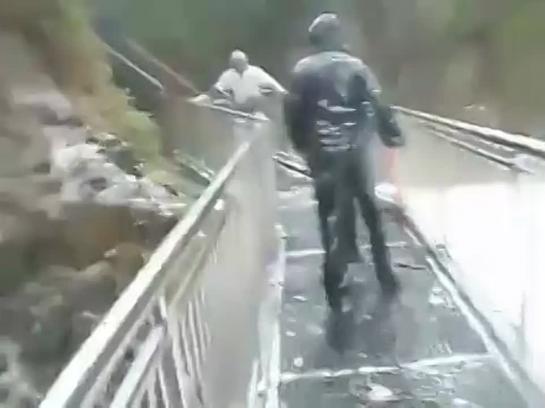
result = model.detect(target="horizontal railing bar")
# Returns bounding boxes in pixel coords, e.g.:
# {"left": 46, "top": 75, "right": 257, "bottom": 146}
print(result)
{"left": 103, "top": 43, "right": 165, "bottom": 95}
{"left": 429, "top": 127, "right": 530, "bottom": 173}
{"left": 395, "top": 106, "right": 545, "bottom": 158}
{"left": 189, "top": 100, "right": 269, "bottom": 122}
{"left": 40, "top": 141, "right": 251, "bottom": 408}
{"left": 126, "top": 39, "right": 201, "bottom": 95}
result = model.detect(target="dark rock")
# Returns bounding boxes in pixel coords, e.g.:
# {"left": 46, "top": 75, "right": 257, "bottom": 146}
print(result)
{"left": 28, "top": 174, "right": 62, "bottom": 196}
{"left": 31, "top": 162, "right": 51, "bottom": 174}
{"left": 41, "top": 261, "right": 117, "bottom": 315}
{"left": 0, "top": 211, "right": 36, "bottom": 294}
{"left": 36, "top": 265, "right": 78, "bottom": 293}
{"left": 0, "top": 385, "right": 8, "bottom": 403}
{"left": 92, "top": 132, "right": 120, "bottom": 148}
{"left": 0, "top": 240, "right": 31, "bottom": 294}
{"left": 94, "top": 134, "right": 140, "bottom": 175}
{"left": 13, "top": 88, "right": 75, "bottom": 127}
{"left": 21, "top": 293, "right": 71, "bottom": 362}
{"left": 26, "top": 234, "right": 74, "bottom": 271}
{"left": 18, "top": 394, "right": 40, "bottom": 408}
{"left": 104, "top": 242, "right": 145, "bottom": 293}
{"left": 133, "top": 210, "right": 178, "bottom": 247}
{"left": 60, "top": 203, "right": 141, "bottom": 268}
{"left": 22, "top": 209, "right": 75, "bottom": 271}
{"left": 0, "top": 284, "right": 52, "bottom": 340}
{"left": 88, "top": 176, "right": 108, "bottom": 192}
{"left": 0, "top": 352, "right": 7, "bottom": 374}
{"left": 0, "top": 117, "right": 49, "bottom": 178}
{"left": 70, "top": 311, "right": 101, "bottom": 351}
{"left": 0, "top": 262, "right": 116, "bottom": 364}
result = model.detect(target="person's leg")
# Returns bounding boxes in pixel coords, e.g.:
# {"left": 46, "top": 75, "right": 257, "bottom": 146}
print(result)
{"left": 342, "top": 199, "right": 361, "bottom": 263}
{"left": 311, "top": 152, "right": 351, "bottom": 308}
{"left": 315, "top": 174, "right": 345, "bottom": 308}
{"left": 312, "top": 168, "right": 335, "bottom": 257}
{"left": 351, "top": 151, "right": 399, "bottom": 293}
{"left": 332, "top": 157, "right": 356, "bottom": 267}
{"left": 324, "top": 152, "right": 360, "bottom": 308}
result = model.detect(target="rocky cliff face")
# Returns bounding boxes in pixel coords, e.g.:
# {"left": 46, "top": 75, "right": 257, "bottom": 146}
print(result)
{"left": 0, "top": 4, "right": 202, "bottom": 406}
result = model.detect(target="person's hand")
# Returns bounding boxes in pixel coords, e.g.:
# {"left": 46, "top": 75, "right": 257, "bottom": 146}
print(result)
{"left": 260, "top": 84, "right": 287, "bottom": 96}
{"left": 259, "top": 85, "right": 275, "bottom": 96}
{"left": 212, "top": 98, "right": 233, "bottom": 108}
{"left": 189, "top": 94, "right": 211, "bottom": 105}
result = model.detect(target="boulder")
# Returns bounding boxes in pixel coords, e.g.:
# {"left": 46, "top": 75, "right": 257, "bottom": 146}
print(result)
{"left": 40, "top": 262, "right": 117, "bottom": 315}
{"left": 0, "top": 384, "right": 9, "bottom": 403}
{"left": 13, "top": 88, "right": 77, "bottom": 126}
{"left": 0, "top": 283, "right": 70, "bottom": 363}
{"left": 0, "top": 351, "right": 7, "bottom": 374}
{"left": 0, "top": 112, "right": 48, "bottom": 178}
{"left": 131, "top": 207, "right": 178, "bottom": 247}
{"left": 22, "top": 294, "right": 71, "bottom": 362}
{"left": 104, "top": 242, "right": 146, "bottom": 294}
{"left": 0, "top": 240, "right": 31, "bottom": 294}
{"left": 0, "top": 211, "right": 36, "bottom": 294}
{"left": 92, "top": 132, "right": 140, "bottom": 175}
{"left": 17, "top": 394, "right": 41, "bottom": 408}
{"left": 69, "top": 311, "right": 101, "bottom": 352}
{"left": 59, "top": 203, "right": 141, "bottom": 267}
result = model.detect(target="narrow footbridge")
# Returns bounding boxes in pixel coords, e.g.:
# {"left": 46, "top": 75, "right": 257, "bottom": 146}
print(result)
{"left": 40, "top": 101, "right": 545, "bottom": 408}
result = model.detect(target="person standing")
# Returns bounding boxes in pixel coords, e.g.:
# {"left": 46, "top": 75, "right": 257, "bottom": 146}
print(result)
{"left": 284, "top": 13, "right": 404, "bottom": 308}
{"left": 212, "top": 50, "right": 286, "bottom": 113}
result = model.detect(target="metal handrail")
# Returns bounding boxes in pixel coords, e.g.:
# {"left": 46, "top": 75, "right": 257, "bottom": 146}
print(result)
{"left": 104, "top": 42, "right": 165, "bottom": 95}
{"left": 40, "top": 141, "right": 250, "bottom": 407}
{"left": 126, "top": 39, "right": 201, "bottom": 96}
{"left": 192, "top": 100, "right": 270, "bottom": 122}
{"left": 395, "top": 106, "right": 545, "bottom": 158}
{"left": 40, "top": 100, "right": 278, "bottom": 407}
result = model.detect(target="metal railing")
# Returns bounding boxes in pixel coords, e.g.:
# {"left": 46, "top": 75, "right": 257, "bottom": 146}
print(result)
{"left": 396, "top": 106, "right": 545, "bottom": 159}
{"left": 40, "top": 103, "right": 278, "bottom": 408}
{"left": 394, "top": 107, "right": 545, "bottom": 402}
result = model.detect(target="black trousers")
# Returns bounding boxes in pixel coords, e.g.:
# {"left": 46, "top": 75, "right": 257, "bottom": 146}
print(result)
{"left": 308, "top": 148, "right": 396, "bottom": 301}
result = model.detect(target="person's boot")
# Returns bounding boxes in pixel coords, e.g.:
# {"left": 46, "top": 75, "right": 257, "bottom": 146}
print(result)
{"left": 377, "top": 269, "right": 400, "bottom": 297}
{"left": 342, "top": 226, "right": 361, "bottom": 261}
{"left": 323, "top": 259, "right": 347, "bottom": 310}
{"left": 370, "top": 241, "right": 400, "bottom": 296}
{"left": 326, "top": 287, "right": 342, "bottom": 310}
{"left": 344, "top": 243, "right": 362, "bottom": 263}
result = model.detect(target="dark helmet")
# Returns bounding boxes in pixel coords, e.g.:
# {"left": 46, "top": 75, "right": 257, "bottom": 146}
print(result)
{"left": 308, "top": 13, "right": 342, "bottom": 49}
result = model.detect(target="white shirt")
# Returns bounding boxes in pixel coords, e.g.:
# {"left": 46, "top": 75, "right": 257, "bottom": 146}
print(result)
{"left": 214, "top": 65, "right": 286, "bottom": 106}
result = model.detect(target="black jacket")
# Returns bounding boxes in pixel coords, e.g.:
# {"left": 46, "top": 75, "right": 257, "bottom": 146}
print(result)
{"left": 285, "top": 51, "right": 404, "bottom": 155}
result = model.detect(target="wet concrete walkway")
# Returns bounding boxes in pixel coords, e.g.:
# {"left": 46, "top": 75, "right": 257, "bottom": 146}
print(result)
{"left": 275, "top": 165, "right": 527, "bottom": 407}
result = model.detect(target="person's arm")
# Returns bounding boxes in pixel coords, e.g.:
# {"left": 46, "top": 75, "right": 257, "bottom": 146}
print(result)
{"left": 357, "top": 65, "right": 404, "bottom": 148}
{"left": 361, "top": 65, "right": 382, "bottom": 96}
{"left": 284, "top": 66, "right": 314, "bottom": 154}
{"left": 373, "top": 98, "right": 404, "bottom": 148}
{"left": 256, "top": 67, "right": 287, "bottom": 96}
{"left": 211, "top": 70, "right": 235, "bottom": 100}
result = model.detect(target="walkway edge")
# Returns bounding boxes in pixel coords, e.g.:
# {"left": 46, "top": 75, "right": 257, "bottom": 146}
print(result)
{"left": 399, "top": 208, "right": 545, "bottom": 408}
{"left": 254, "top": 225, "right": 287, "bottom": 408}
